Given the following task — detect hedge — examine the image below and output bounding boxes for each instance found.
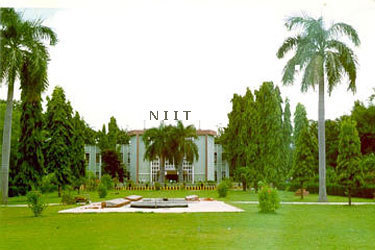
[279,183,375,199]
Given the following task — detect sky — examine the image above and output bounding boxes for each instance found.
[1,0,375,132]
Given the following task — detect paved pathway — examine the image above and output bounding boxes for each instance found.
[1,203,61,208]
[2,201,375,207]
[232,201,375,205]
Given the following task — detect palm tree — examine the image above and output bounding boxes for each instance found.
[171,121,199,183]
[276,15,360,201]
[143,123,173,183]
[0,8,57,203]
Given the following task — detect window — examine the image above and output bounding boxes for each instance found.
[127,152,131,164]
[96,153,100,163]
[85,153,90,164]
[214,152,217,164]
[119,153,123,163]
[151,159,160,183]
[183,159,192,182]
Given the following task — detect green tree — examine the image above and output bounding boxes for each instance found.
[143,123,173,183]
[310,119,340,184]
[253,82,284,185]
[282,98,293,177]
[117,129,130,145]
[222,93,246,175]
[97,124,109,151]
[277,15,360,201]
[360,153,375,186]
[14,48,52,193]
[170,121,199,183]
[293,103,309,144]
[44,87,74,197]
[15,99,45,192]
[0,100,21,196]
[107,116,120,150]
[235,166,252,191]
[292,124,318,199]
[101,149,125,182]
[0,8,57,203]
[82,122,97,145]
[337,118,362,205]
[240,88,258,188]
[351,100,375,155]
[70,112,86,178]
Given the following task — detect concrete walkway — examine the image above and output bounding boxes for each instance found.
[59,201,244,214]
[2,201,375,207]
[232,201,375,205]
[1,203,61,208]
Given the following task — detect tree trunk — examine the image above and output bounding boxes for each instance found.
[242,181,247,191]
[178,162,183,183]
[348,188,352,206]
[159,157,165,183]
[318,75,328,202]
[301,181,304,200]
[58,185,62,197]
[1,81,14,204]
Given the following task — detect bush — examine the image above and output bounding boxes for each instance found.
[98,184,107,198]
[217,182,228,198]
[61,188,75,205]
[100,174,114,190]
[86,174,99,191]
[40,173,57,194]
[154,182,161,191]
[287,182,375,199]
[26,191,47,217]
[71,176,87,194]
[222,178,232,189]
[258,183,280,213]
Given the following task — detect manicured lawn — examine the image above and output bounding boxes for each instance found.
[5,189,375,205]
[1,203,374,249]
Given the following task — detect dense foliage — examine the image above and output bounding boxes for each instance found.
[15,100,45,192]
[277,15,360,201]
[222,82,291,189]
[258,183,280,213]
[0,8,57,203]
[337,119,363,205]
[101,150,125,183]
[26,191,47,217]
[217,181,229,198]
[291,113,318,199]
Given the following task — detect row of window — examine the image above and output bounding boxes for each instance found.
[86,152,222,165]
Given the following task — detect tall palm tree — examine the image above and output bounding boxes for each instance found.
[0,8,57,203]
[277,15,360,201]
[143,123,173,183]
[171,121,199,183]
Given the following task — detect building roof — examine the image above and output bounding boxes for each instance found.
[128,129,217,137]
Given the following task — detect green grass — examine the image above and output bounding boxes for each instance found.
[5,189,375,205]
[1,203,374,249]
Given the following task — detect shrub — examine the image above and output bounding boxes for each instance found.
[26,191,47,217]
[100,174,114,190]
[258,183,280,213]
[71,176,87,194]
[154,182,161,191]
[222,178,232,189]
[217,182,228,198]
[86,172,99,191]
[98,184,107,198]
[40,173,57,194]
[61,188,75,205]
